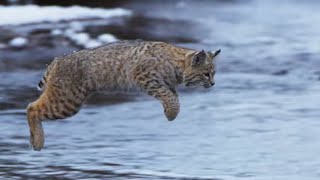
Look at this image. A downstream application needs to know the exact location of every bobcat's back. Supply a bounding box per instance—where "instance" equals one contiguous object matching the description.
[40,40,187,93]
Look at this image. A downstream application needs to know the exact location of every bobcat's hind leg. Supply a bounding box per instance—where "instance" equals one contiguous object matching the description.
[27,103,44,151]
[27,85,87,151]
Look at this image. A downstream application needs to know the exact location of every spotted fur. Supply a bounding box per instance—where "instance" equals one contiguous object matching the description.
[27,40,221,150]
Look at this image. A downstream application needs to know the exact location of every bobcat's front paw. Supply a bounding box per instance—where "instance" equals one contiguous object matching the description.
[164,106,179,121]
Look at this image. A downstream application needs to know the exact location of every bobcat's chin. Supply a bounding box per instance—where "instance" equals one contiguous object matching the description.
[184,81,200,87]
[204,82,215,88]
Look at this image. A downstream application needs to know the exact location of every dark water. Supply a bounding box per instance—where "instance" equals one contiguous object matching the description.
[1,1,320,179]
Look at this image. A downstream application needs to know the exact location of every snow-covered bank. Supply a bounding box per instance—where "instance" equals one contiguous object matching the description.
[0,4,200,69]
[0,5,131,26]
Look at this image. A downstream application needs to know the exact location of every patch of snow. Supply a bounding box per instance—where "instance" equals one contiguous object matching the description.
[64,29,76,37]
[0,5,132,26]
[69,21,84,32]
[69,33,90,45]
[64,31,103,48]
[85,40,102,48]
[9,37,28,47]
[51,29,63,36]
[97,34,118,43]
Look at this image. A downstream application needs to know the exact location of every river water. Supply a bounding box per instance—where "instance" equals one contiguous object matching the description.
[0,0,320,179]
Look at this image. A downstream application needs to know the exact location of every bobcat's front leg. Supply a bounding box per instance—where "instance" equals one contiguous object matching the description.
[138,80,180,121]
[155,87,180,121]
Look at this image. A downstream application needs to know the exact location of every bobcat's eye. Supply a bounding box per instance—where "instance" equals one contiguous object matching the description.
[204,73,210,79]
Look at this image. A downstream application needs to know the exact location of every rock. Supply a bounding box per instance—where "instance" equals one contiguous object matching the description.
[0,28,19,43]
[0,38,79,71]
[272,69,289,76]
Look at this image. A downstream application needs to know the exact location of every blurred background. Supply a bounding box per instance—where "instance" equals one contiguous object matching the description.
[0,0,320,180]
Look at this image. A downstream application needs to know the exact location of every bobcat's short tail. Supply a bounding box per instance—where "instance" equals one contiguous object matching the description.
[27,102,44,151]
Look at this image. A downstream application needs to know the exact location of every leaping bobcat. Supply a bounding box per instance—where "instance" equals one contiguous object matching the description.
[27,40,221,151]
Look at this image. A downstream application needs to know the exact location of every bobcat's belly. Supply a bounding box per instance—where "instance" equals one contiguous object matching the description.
[93,73,139,93]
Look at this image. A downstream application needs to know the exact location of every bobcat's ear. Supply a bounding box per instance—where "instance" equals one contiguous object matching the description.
[208,49,221,61]
[192,50,206,66]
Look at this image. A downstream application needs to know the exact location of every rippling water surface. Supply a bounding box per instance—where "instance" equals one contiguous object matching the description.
[1,1,320,179]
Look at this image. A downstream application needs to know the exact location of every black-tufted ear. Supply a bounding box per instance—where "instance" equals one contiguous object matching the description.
[208,49,221,61]
[192,50,206,66]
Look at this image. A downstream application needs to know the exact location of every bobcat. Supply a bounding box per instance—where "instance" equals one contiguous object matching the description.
[27,40,221,151]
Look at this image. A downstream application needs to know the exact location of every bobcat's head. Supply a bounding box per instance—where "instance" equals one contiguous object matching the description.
[183,49,220,88]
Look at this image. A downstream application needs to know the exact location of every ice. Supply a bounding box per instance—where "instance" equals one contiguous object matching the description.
[97,34,118,43]
[8,37,28,47]
[0,5,131,26]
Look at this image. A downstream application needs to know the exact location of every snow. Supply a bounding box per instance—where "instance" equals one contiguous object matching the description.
[64,29,76,37]
[97,34,118,43]
[0,5,131,26]
[63,31,109,48]
[69,21,84,32]
[85,40,102,48]
[63,30,118,48]
[51,29,63,36]
[9,37,28,47]
[0,5,126,49]
[67,32,90,45]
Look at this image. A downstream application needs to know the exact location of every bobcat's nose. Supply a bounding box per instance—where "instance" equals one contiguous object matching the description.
[211,82,215,86]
